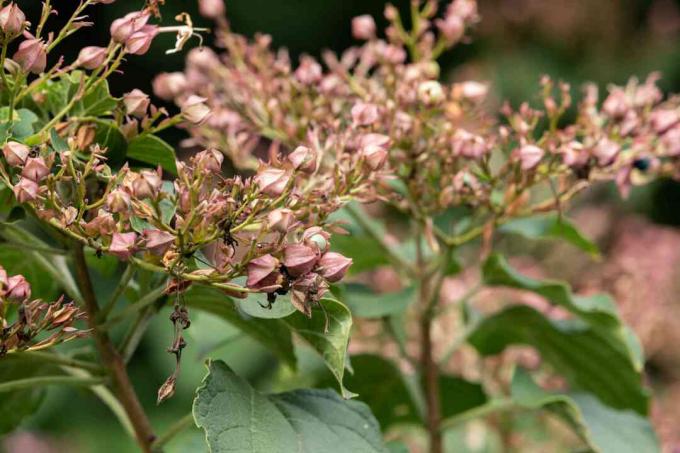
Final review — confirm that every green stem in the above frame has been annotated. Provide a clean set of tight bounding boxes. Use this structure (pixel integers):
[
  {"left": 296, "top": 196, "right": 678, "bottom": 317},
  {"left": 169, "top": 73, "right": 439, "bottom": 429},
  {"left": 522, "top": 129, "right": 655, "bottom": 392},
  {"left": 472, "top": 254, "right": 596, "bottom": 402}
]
[
  {"left": 16, "top": 351, "right": 104, "bottom": 374},
  {"left": 99, "top": 285, "right": 166, "bottom": 330},
  {"left": 0, "top": 376, "right": 105, "bottom": 393},
  {"left": 152, "top": 414, "right": 196, "bottom": 449},
  {"left": 99, "top": 264, "right": 136, "bottom": 321}
]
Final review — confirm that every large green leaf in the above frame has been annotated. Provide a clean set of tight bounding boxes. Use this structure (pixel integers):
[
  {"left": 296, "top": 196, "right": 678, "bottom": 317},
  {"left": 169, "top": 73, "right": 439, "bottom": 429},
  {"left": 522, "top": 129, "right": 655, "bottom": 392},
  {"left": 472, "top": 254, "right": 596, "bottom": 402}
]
[
  {"left": 511, "top": 369, "right": 658, "bottom": 453},
  {"left": 0, "top": 357, "right": 47, "bottom": 434},
  {"left": 193, "top": 360, "right": 387, "bottom": 453},
  {"left": 341, "top": 284, "right": 415, "bottom": 318},
  {"left": 482, "top": 254, "right": 643, "bottom": 370},
  {"left": 499, "top": 214, "right": 600, "bottom": 257},
  {"left": 183, "top": 286, "right": 296, "bottom": 368},
  {"left": 126, "top": 134, "right": 177, "bottom": 175},
  {"left": 0, "top": 107, "right": 39, "bottom": 139},
  {"left": 92, "top": 120, "right": 127, "bottom": 166},
  {"left": 283, "top": 298, "right": 354, "bottom": 398},
  {"left": 467, "top": 305, "right": 648, "bottom": 414}
]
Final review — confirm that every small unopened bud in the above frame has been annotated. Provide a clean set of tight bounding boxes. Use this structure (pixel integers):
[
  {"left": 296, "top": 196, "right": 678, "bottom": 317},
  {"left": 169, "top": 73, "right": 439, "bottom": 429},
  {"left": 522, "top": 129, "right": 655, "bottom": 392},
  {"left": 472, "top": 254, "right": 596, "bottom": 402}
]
[
  {"left": 125, "top": 25, "right": 158, "bottom": 55},
  {"left": 360, "top": 144, "right": 388, "bottom": 170},
  {"left": 152, "top": 72, "right": 187, "bottom": 100},
  {"left": 267, "top": 209, "right": 296, "bottom": 233},
  {"left": 196, "top": 148, "right": 223, "bottom": 173},
  {"left": 593, "top": 138, "right": 620, "bottom": 166},
  {"left": 2, "top": 141, "right": 29, "bottom": 166},
  {"left": 453, "top": 81, "right": 489, "bottom": 103},
  {"left": 352, "top": 15, "right": 376, "bottom": 40},
  {"left": 317, "top": 252, "right": 352, "bottom": 282},
  {"left": 351, "top": 102, "right": 380, "bottom": 126},
  {"left": 132, "top": 170, "right": 162, "bottom": 199},
  {"left": 0, "top": 3, "right": 26, "bottom": 38},
  {"left": 294, "top": 57, "right": 323, "bottom": 85},
  {"left": 12, "top": 177, "right": 39, "bottom": 203},
  {"left": 283, "top": 243, "right": 319, "bottom": 277},
  {"left": 602, "top": 89, "right": 629, "bottom": 119},
  {"left": 181, "top": 95, "right": 211, "bottom": 124},
  {"left": 110, "top": 11, "right": 150, "bottom": 43},
  {"left": 82, "top": 212, "right": 116, "bottom": 237},
  {"left": 650, "top": 109, "right": 679, "bottom": 134},
  {"left": 123, "top": 89, "right": 150, "bottom": 118},
  {"left": 517, "top": 144, "right": 544, "bottom": 170},
  {"left": 76, "top": 46, "right": 108, "bottom": 70},
  {"left": 418, "top": 80, "right": 446, "bottom": 105},
  {"left": 254, "top": 167, "right": 290, "bottom": 197},
  {"left": 6, "top": 274, "right": 30, "bottom": 301},
  {"left": 287, "top": 146, "right": 318, "bottom": 173},
  {"left": 198, "top": 0, "right": 226, "bottom": 19},
  {"left": 14, "top": 37, "right": 47, "bottom": 74},
  {"left": 143, "top": 229, "right": 175, "bottom": 256},
  {"left": 109, "top": 232, "right": 137, "bottom": 260},
  {"left": 452, "top": 129, "right": 488, "bottom": 160},
  {"left": 22, "top": 157, "right": 50, "bottom": 181},
  {"left": 106, "top": 189, "right": 131, "bottom": 213},
  {"left": 246, "top": 254, "right": 281, "bottom": 292}
]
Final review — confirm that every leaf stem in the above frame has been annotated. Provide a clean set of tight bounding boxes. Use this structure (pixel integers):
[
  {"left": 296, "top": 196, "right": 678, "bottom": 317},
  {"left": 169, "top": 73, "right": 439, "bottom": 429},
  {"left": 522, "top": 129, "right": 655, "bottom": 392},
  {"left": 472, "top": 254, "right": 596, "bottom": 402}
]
[
  {"left": 152, "top": 413, "right": 196, "bottom": 449},
  {"left": 16, "top": 351, "right": 104, "bottom": 374},
  {"left": 0, "top": 375, "right": 105, "bottom": 392}
]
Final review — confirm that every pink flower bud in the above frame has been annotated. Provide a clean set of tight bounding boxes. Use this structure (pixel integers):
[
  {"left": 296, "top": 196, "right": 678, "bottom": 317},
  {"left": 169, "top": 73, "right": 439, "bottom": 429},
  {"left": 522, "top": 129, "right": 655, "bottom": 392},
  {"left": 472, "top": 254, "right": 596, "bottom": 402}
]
[
  {"left": 0, "top": 266, "right": 7, "bottom": 293},
  {"left": 22, "top": 157, "right": 50, "bottom": 181},
  {"left": 602, "top": 88, "right": 629, "bottom": 119},
  {"left": 418, "top": 80, "right": 446, "bottom": 104},
  {"left": 351, "top": 102, "right": 380, "bottom": 126},
  {"left": 132, "top": 170, "right": 162, "bottom": 199},
  {"left": 2, "top": 141, "right": 29, "bottom": 166},
  {"left": 287, "top": 146, "right": 318, "bottom": 173},
  {"left": 593, "top": 138, "right": 620, "bottom": 166},
  {"left": 246, "top": 254, "right": 281, "bottom": 292},
  {"left": 452, "top": 129, "right": 488, "bottom": 160},
  {"left": 302, "top": 227, "right": 331, "bottom": 252},
  {"left": 12, "top": 177, "right": 39, "bottom": 203},
  {"left": 0, "top": 3, "right": 26, "bottom": 38},
  {"left": 106, "top": 189, "right": 131, "bottom": 213},
  {"left": 196, "top": 148, "right": 223, "bottom": 173},
  {"left": 13, "top": 37, "right": 47, "bottom": 74},
  {"left": 317, "top": 252, "right": 352, "bottom": 282},
  {"left": 283, "top": 243, "right": 319, "bottom": 277},
  {"left": 662, "top": 126, "right": 680, "bottom": 156},
  {"left": 435, "top": 15, "right": 464, "bottom": 44},
  {"left": 295, "top": 57, "right": 323, "bottom": 85},
  {"left": 517, "top": 144, "right": 544, "bottom": 170},
  {"left": 449, "top": 0, "right": 478, "bottom": 22},
  {"left": 181, "top": 95, "right": 211, "bottom": 124},
  {"left": 76, "top": 46, "right": 108, "bottom": 70},
  {"left": 199, "top": 0, "right": 226, "bottom": 19},
  {"left": 152, "top": 72, "right": 187, "bottom": 100},
  {"left": 352, "top": 15, "right": 376, "bottom": 40},
  {"left": 360, "top": 144, "right": 389, "bottom": 170},
  {"left": 6, "top": 274, "right": 31, "bottom": 301},
  {"left": 453, "top": 81, "right": 489, "bottom": 102},
  {"left": 267, "top": 208, "right": 296, "bottom": 233},
  {"left": 110, "top": 11, "right": 150, "bottom": 43},
  {"left": 125, "top": 25, "right": 158, "bottom": 55},
  {"left": 109, "top": 232, "right": 137, "bottom": 260},
  {"left": 143, "top": 229, "right": 175, "bottom": 255},
  {"left": 123, "top": 89, "right": 150, "bottom": 118},
  {"left": 254, "top": 167, "right": 290, "bottom": 197},
  {"left": 359, "top": 133, "right": 391, "bottom": 150},
  {"left": 650, "top": 109, "right": 679, "bottom": 134},
  {"left": 82, "top": 212, "right": 116, "bottom": 237}
]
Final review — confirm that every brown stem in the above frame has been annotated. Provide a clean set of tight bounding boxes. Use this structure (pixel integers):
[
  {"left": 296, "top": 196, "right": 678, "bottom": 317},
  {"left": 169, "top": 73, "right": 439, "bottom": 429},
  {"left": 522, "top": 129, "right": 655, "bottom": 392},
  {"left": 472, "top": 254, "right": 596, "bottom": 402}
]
[{"left": 73, "top": 244, "right": 157, "bottom": 452}]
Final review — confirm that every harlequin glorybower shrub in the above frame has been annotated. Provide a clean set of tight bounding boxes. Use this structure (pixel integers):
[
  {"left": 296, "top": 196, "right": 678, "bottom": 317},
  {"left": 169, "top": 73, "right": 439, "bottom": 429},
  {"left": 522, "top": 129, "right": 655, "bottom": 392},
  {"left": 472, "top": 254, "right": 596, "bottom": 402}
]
[{"left": 0, "top": 0, "right": 677, "bottom": 450}]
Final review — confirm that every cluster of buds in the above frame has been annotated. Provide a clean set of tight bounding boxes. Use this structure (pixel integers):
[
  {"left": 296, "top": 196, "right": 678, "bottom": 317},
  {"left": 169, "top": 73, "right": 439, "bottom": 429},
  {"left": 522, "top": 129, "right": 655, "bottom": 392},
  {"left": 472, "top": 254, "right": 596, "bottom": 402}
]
[
  {"left": 0, "top": 266, "right": 86, "bottom": 356},
  {"left": 162, "top": 0, "right": 680, "bottom": 227}
]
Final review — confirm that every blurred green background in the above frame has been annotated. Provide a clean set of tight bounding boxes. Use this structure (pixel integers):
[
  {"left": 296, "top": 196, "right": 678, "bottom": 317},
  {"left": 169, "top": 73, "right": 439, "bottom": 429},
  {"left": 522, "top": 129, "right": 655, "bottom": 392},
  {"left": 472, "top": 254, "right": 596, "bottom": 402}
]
[{"left": 4, "top": 0, "right": 680, "bottom": 451}]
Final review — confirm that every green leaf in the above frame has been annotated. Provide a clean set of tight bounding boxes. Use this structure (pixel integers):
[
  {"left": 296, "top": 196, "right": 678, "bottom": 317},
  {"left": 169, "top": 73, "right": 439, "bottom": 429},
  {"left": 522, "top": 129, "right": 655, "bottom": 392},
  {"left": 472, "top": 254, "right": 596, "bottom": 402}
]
[
  {"left": 0, "top": 357, "right": 47, "bottom": 435},
  {"left": 183, "top": 285, "right": 296, "bottom": 368},
  {"left": 126, "top": 134, "right": 177, "bottom": 175},
  {"left": 499, "top": 214, "right": 600, "bottom": 257},
  {"left": 284, "top": 298, "right": 355, "bottom": 398},
  {"left": 342, "top": 284, "right": 416, "bottom": 318},
  {"left": 0, "top": 107, "right": 39, "bottom": 139},
  {"left": 482, "top": 254, "right": 643, "bottom": 369},
  {"left": 467, "top": 305, "right": 649, "bottom": 414},
  {"left": 49, "top": 128, "right": 69, "bottom": 152},
  {"left": 193, "top": 360, "right": 387, "bottom": 453},
  {"left": 92, "top": 120, "right": 127, "bottom": 167},
  {"left": 75, "top": 79, "right": 117, "bottom": 117},
  {"left": 511, "top": 369, "right": 659, "bottom": 453}
]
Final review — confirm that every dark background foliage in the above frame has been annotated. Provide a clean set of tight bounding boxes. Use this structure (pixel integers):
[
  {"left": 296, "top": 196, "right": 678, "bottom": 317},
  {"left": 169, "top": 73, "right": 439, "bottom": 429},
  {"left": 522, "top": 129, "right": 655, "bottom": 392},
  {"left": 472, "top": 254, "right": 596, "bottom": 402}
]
[{"left": 4, "top": 1, "right": 680, "bottom": 451}]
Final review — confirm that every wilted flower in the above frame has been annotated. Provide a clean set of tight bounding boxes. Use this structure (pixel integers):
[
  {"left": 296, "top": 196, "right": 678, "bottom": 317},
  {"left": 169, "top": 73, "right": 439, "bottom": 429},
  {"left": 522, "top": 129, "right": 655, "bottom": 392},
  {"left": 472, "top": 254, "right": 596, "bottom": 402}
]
[
  {"left": 267, "top": 208, "right": 296, "bottom": 233},
  {"left": 106, "top": 189, "right": 131, "bottom": 213},
  {"left": 109, "top": 232, "right": 137, "bottom": 260},
  {"left": 76, "top": 46, "right": 108, "bottom": 70},
  {"left": 352, "top": 15, "right": 376, "bottom": 40},
  {"left": 22, "top": 157, "right": 50, "bottom": 182},
  {"left": 317, "top": 252, "right": 352, "bottom": 282},
  {"left": 195, "top": 148, "right": 223, "bottom": 173},
  {"left": 132, "top": 170, "right": 162, "bottom": 199},
  {"left": 0, "top": 3, "right": 26, "bottom": 38},
  {"left": 13, "top": 36, "right": 47, "bottom": 74},
  {"left": 254, "top": 167, "right": 290, "bottom": 197},
  {"left": 12, "top": 177, "right": 39, "bottom": 203},
  {"left": 287, "top": 146, "right": 318, "bottom": 173},
  {"left": 2, "top": 141, "right": 29, "bottom": 166},
  {"left": 123, "top": 89, "right": 150, "bottom": 118},
  {"left": 143, "top": 229, "right": 175, "bottom": 255},
  {"left": 359, "top": 143, "right": 389, "bottom": 170},
  {"left": 82, "top": 212, "right": 116, "bottom": 236},
  {"left": 5, "top": 274, "right": 31, "bottom": 302},
  {"left": 246, "top": 254, "right": 281, "bottom": 291}
]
